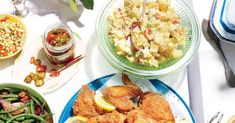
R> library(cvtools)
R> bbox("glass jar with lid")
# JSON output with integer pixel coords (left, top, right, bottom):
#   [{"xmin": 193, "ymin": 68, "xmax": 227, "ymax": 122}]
[
  {"xmin": 43, "ymin": 23, "xmax": 75, "ymax": 66},
  {"xmin": 206, "ymin": 0, "xmax": 235, "ymax": 87}
]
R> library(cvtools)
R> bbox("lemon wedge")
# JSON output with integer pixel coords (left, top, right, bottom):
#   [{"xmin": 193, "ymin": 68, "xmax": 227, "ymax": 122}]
[
  {"xmin": 228, "ymin": 115, "xmax": 235, "ymax": 123},
  {"xmin": 94, "ymin": 94, "xmax": 116, "ymax": 111},
  {"xmin": 67, "ymin": 115, "xmax": 88, "ymax": 123}
]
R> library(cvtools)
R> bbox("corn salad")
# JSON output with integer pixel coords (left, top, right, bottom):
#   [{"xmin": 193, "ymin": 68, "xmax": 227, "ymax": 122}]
[{"xmin": 0, "ymin": 17, "xmax": 25, "ymax": 57}]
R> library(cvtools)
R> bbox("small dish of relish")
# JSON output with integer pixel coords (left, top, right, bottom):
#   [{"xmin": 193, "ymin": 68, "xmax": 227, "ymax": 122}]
[{"xmin": 43, "ymin": 23, "xmax": 75, "ymax": 66}]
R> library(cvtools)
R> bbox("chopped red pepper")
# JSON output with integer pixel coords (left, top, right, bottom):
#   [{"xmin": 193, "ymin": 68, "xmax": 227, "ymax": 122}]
[
  {"xmin": 49, "ymin": 69, "xmax": 60, "ymax": 77},
  {"xmin": 0, "ymin": 17, "xmax": 9, "ymax": 22},
  {"xmin": 0, "ymin": 45, "xmax": 3, "ymax": 50},
  {"xmin": 1, "ymin": 51, "xmax": 8, "ymax": 56},
  {"xmin": 36, "ymin": 65, "xmax": 47, "ymax": 73}
]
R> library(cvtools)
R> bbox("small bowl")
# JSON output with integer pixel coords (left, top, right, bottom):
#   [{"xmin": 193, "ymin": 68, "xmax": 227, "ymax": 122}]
[
  {"xmin": 0, "ymin": 82, "xmax": 55, "ymax": 122},
  {"xmin": 0, "ymin": 14, "xmax": 27, "ymax": 60},
  {"xmin": 96, "ymin": 0, "xmax": 200, "ymax": 79}
]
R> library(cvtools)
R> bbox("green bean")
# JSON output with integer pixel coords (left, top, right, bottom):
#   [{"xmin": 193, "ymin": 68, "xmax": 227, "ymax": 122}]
[
  {"xmin": 15, "ymin": 116, "xmax": 25, "ymax": 121},
  {"xmin": 0, "ymin": 115, "xmax": 10, "ymax": 121},
  {"xmin": 5, "ymin": 97, "xmax": 19, "ymax": 102},
  {"xmin": 40, "ymin": 113, "xmax": 53, "ymax": 118},
  {"xmin": 0, "ymin": 94, "xmax": 19, "ymax": 98},
  {"xmin": 12, "ymin": 121, "xmax": 20, "ymax": 123},
  {"xmin": 30, "ymin": 100, "xmax": 35, "ymax": 115},
  {"xmin": 0, "ymin": 102, "xmax": 30, "ymax": 114},
  {"xmin": 29, "ymin": 95, "xmax": 41, "ymax": 106},
  {"xmin": 1, "ymin": 88, "xmax": 19, "ymax": 93},
  {"xmin": 7, "ymin": 113, "xmax": 12, "ymax": 118},
  {"xmin": 6, "ymin": 114, "xmax": 46, "ymax": 123},
  {"xmin": 0, "ymin": 119, "xmax": 4, "ymax": 123},
  {"xmin": 22, "ymin": 119, "xmax": 35, "ymax": 123},
  {"xmin": 26, "ymin": 106, "xmax": 31, "ymax": 114}
]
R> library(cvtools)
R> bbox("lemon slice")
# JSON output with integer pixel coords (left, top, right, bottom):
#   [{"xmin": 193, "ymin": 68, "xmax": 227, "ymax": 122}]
[
  {"xmin": 94, "ymin": 94, "xmax": 116, "ymax": 111},
  {"xmin": 228, "ymin": 115, "xmax": 235, "ymax": 123},
  {"xmin": 67, "ymin": 115, "xmax": 88, "ymax": 123}
]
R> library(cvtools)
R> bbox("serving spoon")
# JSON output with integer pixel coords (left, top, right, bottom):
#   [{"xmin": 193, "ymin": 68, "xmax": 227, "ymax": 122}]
[
  {"xmin": 49, "ymin": 55, "xmax": 84, "ymax": 77},
  {"xmin": 128, "ymin": 0, "xmax": 147, "ymax": 51}
]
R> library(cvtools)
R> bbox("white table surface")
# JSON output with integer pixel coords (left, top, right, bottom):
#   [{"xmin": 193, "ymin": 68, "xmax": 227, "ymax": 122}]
[{"xmin": 0, "ymin": 0, "xmax": 190, "ymax": 122}]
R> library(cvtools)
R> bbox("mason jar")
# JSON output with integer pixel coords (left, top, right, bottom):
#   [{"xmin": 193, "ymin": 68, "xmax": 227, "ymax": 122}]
[{"xmin": 43, "ymin": 23, "xmax": 75, "ymax": 66}]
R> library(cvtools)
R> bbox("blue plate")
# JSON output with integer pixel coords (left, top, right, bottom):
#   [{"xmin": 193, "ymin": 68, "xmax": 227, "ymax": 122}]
[{"xmin": 59, "ymin": 73, "xmax": 195, "ymax": 123}]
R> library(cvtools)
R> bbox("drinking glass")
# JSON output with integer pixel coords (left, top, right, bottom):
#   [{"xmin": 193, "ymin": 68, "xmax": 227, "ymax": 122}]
[{"xmin": 11, "ymin": 0, "xmax": 29, "ymax": 17}]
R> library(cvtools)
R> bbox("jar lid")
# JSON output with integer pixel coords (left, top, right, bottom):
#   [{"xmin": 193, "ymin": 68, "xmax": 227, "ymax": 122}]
[{"xmin": 210, "ymin": 0, "xmax": 235, "ymax": 41}]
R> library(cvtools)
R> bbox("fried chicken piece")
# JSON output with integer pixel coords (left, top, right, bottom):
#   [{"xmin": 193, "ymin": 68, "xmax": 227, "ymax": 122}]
[
  {"xmin": 72, "ymin": 85, "xmax": 104, "ymax": 118},
  {"xmin": 139, "ymin": 92, "xmax": 175, "ymax": 123},
  {"xmin": 86, "ymin": 111, "xmax": 126, "ymax": 123},
  {"xmin": 102, "ymin": 74, "xmax": 142, "ymax": 112},
  {"xmin": 126, "ymin": 110, "xmax": 157, "ymax": 123}
]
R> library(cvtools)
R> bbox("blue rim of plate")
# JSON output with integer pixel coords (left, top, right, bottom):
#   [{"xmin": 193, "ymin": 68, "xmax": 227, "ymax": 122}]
[{"xmin": 58, "ymin": 73, "xmax": 195, "ymax": 123}]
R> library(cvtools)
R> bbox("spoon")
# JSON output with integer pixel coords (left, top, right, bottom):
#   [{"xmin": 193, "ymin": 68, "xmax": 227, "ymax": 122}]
[
  {"xmin": 49, "ymin": 55, "xmax": 84, "ymax": 77},
  {"xmin": 128, "ymin": 0, "xmax": 147, "ymax": 51}
]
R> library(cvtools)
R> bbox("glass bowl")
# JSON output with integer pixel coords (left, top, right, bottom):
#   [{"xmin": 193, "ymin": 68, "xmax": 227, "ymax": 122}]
[{"xmin": 96, "ymin": 0, "xmax": 200, "ymax": 79}]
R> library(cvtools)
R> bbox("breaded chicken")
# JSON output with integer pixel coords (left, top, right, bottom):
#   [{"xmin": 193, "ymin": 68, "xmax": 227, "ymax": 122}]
[
  {"xmin": 126, "ymin": 110, "xmax": 157, "ymax": 123},
  {"xmin": 139, "ymin": 92, "xmax": 175, "ymax": 123},
  {"xmin": 86, "ymin": 111, "xmax": 126, "ymax": 123},
  {"xmin": 72, "ymin": 85, "xmax": 104, "ymax": 118},
  {"xmin": 102, "ymin": 74, "xmax": 142, "ymax": 112}
]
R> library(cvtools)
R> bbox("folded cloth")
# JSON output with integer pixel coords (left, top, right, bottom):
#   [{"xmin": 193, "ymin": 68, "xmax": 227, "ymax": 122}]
[{"xmin": 202, "ymin": 19, "xmax": 235, "ymax": 87}]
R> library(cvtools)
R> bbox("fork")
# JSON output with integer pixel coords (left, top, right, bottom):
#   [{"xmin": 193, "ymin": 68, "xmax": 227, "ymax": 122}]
[{"xmin": 209, "ymin": 112, "xmax": 223, "ymax": 123}]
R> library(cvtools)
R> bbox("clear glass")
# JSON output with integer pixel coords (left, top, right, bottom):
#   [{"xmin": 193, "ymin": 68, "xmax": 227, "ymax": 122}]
[
  {"xmin": 43, "ymin": 23, "xmax": 75, "ymax": 66},
  {"xmin": 96, "ymin": 0, "xmax": 200, "ymax": 79},
  {"xmin": 11, "ymin": 0, "xmax": 29, "ymax": 17}
]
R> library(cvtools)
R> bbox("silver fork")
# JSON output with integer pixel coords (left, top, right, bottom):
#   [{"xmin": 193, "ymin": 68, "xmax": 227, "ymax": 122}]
[{"xmin": 209, "ymin": 112, "xmax": 223, "ymax": 123}]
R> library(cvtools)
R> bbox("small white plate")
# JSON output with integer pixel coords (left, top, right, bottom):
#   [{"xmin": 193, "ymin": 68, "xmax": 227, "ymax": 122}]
[{"xmin": 12, "ymin": 33, "xmax": 84, "ymax": 94}]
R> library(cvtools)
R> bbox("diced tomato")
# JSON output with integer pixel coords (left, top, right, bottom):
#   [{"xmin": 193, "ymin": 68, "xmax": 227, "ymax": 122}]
[
  {"xmin": 47, "ymin": 34, "xmax": 56, "ymax": 44},
  {"xmin": 0, "ymin": 45, "xmax": 3, "ymax": 50},
  {"xmin": 36, "ymin": 64, "xmax": 47, "ymax": 73},
  {"xmin": 0, "ymin": 17, "xmax": 9, "ymax": 22}
]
